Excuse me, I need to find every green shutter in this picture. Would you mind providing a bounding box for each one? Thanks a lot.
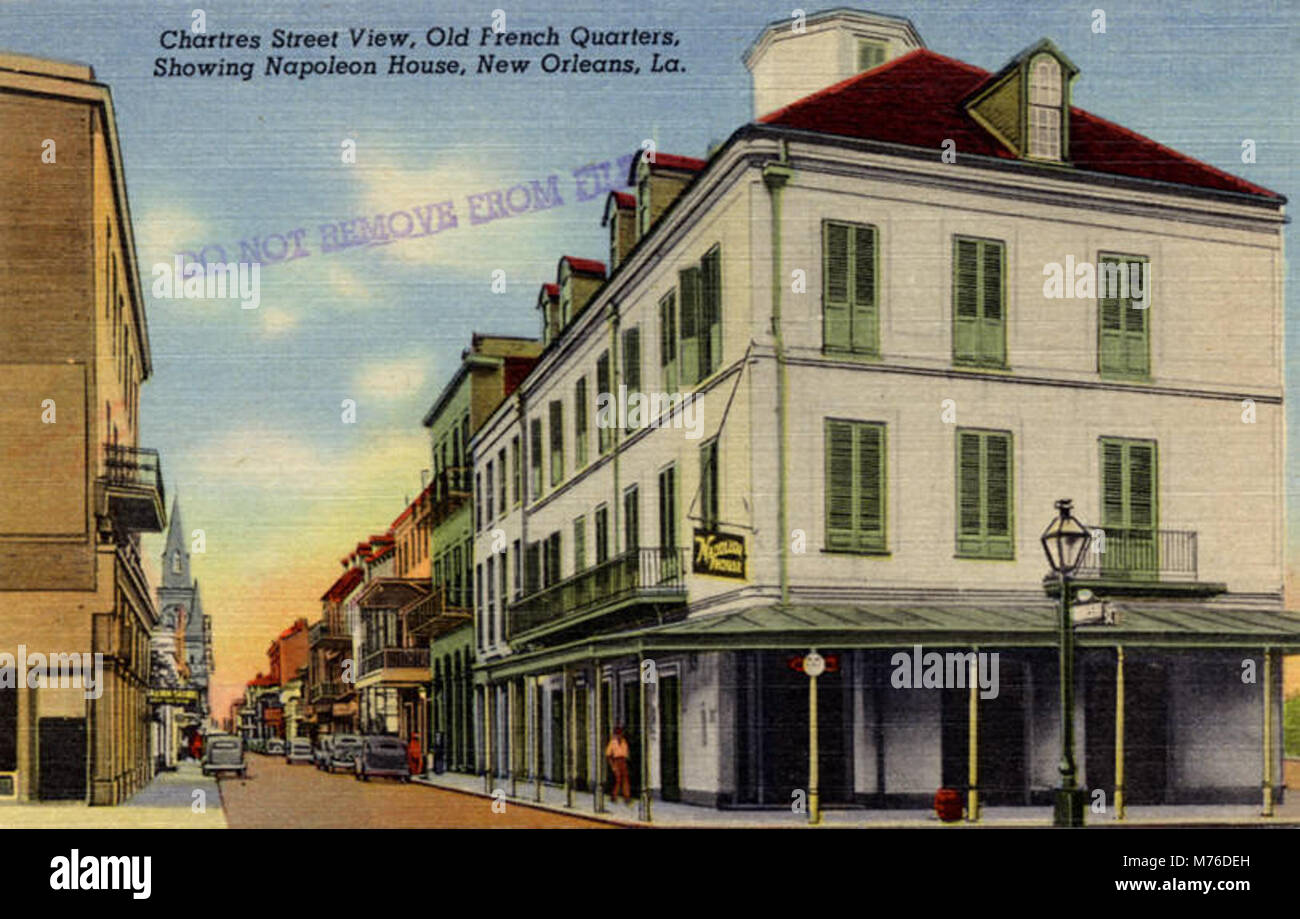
[679,267,701,387]
[956,430,1013,558]
[1098,437,1158,577]
[1099,256,1150,377]
[1101,439,1125,530]
[597,352,611,454]
[574,517,586,572]
[851,225,878,354]
[659,292,677,393]
[574,378,588,469]
[624,327,641,394]
[824,420,885,553]
[953,237,1005,366]
[823,222,851,350]
[701,247,722,378]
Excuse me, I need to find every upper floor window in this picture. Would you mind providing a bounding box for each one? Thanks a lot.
[623,326,642,396]
[1098,254,1150,379]
[857,40,887,72]
[596,351,613,455]
[574,377,589,469]
[824,419,886,554]
[548,400,564,486]
[528,418,543,499]
[823,220,878,355]
[678,245,723,387]
[956,429,1014,559]
[952,236,1006,368]
[1027,55,1063,161]
[659,291,678,392]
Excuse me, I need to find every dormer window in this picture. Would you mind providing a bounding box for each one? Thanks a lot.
[1027,54,1063,160]
[558,263,573,326]
[857,40,887,72]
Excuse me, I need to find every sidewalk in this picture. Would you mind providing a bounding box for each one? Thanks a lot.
[413,769,1300,828]
[0,762,227,828]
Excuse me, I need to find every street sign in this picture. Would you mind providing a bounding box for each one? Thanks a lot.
[787,653,840,674]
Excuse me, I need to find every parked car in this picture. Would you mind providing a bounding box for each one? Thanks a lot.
[285,738,313,765]
[267,738,285,756]
[354,735,411,782]
[201,735,247,778]
[313,736,333,770]
[327,734,362,773]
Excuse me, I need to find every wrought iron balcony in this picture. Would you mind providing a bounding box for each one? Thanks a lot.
[508,547,687,643]
[309,681,346,703]
[308,620,351,648]
[99,444,166,532]
[359,647,431,678]
[1051,528,1222,597]
[403,587,472,641]
[430,466,471,522]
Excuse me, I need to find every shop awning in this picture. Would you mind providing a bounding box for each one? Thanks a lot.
[480,601,1300,680]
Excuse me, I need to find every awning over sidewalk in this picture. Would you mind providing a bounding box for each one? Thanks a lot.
[483,601,1300,679]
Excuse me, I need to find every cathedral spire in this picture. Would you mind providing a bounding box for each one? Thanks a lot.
[161,497,190,589]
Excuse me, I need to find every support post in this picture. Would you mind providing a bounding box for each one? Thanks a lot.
[533,676,543,803]
[1054,573,1085,827]
[564,667,574,808]
[968,651,979,823]
[508,680,517,798]
[593,664,604,814]
[1114,645,1125,821]
[639,653,652,822]
[1263,647,1275,817]
[482,682,493,794]
[809,670,820,825]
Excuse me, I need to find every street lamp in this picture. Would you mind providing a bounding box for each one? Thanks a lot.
[1040,498,1092,828]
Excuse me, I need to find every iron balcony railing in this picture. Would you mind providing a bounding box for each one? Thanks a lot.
[508,547,687,639]
[431,466,472,521]
[104,444,164,500]
[309,681,346,703]
[360,647,431,677]
[308,620,350,647]
[1075,528,1197,582]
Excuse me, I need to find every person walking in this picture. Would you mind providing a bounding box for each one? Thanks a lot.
[605,725,632,805]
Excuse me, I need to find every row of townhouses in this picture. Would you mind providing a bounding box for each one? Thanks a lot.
[0,53,213,803]
[282,8,1297,819]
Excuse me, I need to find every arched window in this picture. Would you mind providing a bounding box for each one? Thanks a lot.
[171,550,182,574]
[1028,55,1063,160]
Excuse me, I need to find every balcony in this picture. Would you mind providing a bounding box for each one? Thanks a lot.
[309,681,346,704]
[99,444,166,532]
[508,547,688,645]
[358,647,431,685]
[402,587,472,642]
[308,620,350,649]
[1051,528,1224,597]
[430,466,471,523]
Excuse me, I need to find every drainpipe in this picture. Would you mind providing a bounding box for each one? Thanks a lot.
[762,145,794,607]
[609,303,622,555]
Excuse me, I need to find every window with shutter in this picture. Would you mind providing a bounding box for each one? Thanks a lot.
[573,516,586,573]
[497,448,506,514]
[823,419,887,553]
[955,429,1014,559]
[699,439,719,530]
[511,434,521,506]
[679,266,701,388]
[822,221,879,355]
[858,40,887,72]
[623,326,641,396]
[529,418,543,498]
[1098,437,1158,577]
[1098,254,1150,378]
[574,377,588,469]
[659,464,678,549]
[659,291,678,393]
[952,236,1006,367]
[549,400,564,486]
[700,246,722,378]
[594,505,610,565]
[623,485,640,552]
[596,351,612,455]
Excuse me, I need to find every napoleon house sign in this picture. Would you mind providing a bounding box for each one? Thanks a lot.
[693,528,746,580]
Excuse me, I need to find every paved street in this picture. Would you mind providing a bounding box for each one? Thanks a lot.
[218,753,611,828]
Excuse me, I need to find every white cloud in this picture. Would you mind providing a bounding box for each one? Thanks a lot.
[351,355,431,401]
[134,206,208,264]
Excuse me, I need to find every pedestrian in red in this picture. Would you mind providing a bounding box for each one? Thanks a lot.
[605,726,632,804]
[407,733,423,776]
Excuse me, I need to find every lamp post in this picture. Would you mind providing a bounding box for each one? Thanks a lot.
[1040,498,1092,828]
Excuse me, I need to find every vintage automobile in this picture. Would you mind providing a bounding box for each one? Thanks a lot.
[266,737,286,756]
[313,736,333,770]
[285,738,313,765]
[201,735,247,778]
[327,734,362,773]
[354,735,411,782]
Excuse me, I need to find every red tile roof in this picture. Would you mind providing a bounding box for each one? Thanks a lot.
[561,256,607,277]
[503,355,540,398]
[611,190,635,209]
[322,566,364,602]
[759,49,1279,200]
[542,282,559,299]
[626,150,708,184]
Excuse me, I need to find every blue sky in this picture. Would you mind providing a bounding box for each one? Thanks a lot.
[1,0,1294,715]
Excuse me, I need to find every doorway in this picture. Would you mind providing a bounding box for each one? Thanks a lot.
[660,674,681,801]
[39,718,86,801]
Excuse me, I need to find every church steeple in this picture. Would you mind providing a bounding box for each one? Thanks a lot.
[161,497,190,589]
